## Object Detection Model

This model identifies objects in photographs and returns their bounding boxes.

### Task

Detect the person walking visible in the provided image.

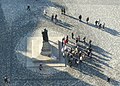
[51,14,54,21]
[55,14,58,23]
[27,5,30,11]
[39,63,43,70]
[61,8,63,14]
[95,20,98,26]
[86,17,89,24]
[72,32,74,39]
[103,22,105,29]
[99,23,102,29]
[78,35,80,42]
[83,36,86,43]
[79,15,82,21]
[63,8,66,15]
[89,40,92,45]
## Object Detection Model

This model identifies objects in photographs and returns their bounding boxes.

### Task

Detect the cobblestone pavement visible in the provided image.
[0,0,120,86]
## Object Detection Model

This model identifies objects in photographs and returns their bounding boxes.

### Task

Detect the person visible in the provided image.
[61,8,63,14]
[107,77,111,82]
[63,8,66,15]
[43,9,47,15]
[79,15,82,21]
[39,63,43,70]
[95,20,98,26]
[72,32,74,39]
[78,35,80,42]
[76,37,78,43]
[66,35,68,40]
[62,37,65,46]
[89,40,92,45]
[27,5,30,10]
[98,19,100,25]
[86,17,89,23]
[51,14,54,21]
[103,22,105,29]
[4,76,10,84]
[83,36,86,43]
[55,14,58,23]
[99,24,102,29]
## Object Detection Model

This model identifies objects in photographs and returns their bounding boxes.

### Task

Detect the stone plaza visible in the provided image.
[0,0,120,86]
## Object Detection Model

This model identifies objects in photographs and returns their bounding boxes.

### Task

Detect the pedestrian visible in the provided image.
[61,8,63,14]
[63,8,66,15]
[86,17,89,23]
[95,20,98,26]
[27,5,30,11]
[98,19,100,25]
[51,14,54,21]
[99,23,102,29]
[43,9,47,15]
[4,76,9,84]
[72,32,74,39]
[107,77,111,83]
[76,37,78,43]
[55,14,58,23]
[79,15,82,21]
[66,35,68,40]
[103,22,105,29]
[89,40,92,45]
[39,63,43,70]
[83,37,86,43]
[78,35,80,42]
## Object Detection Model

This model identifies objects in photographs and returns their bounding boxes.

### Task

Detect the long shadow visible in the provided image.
[77,61,119,86]
[43,15,73,30]
[12,51,92,86]
[80,21,120,36]
[104,27,120,36]
[64,14,79,21]
[63,14,120,36]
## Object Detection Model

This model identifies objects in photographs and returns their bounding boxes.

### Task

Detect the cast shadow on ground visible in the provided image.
[63,13,120,36]
[67,42,111,69]
[56,41,119,85]
[80,21,120,36]
[43,15,73,30]
[13,51,92,86]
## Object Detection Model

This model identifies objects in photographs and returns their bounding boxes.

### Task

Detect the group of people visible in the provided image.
[51,14,58,23]
[95,19,105,29]
[78,14,105,29]
[61,8,66,15]
[61,33,93,67]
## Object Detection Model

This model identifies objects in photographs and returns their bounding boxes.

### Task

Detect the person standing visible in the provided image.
[86,17,89,24]
[99,24,102,29]
[39,63,43,70]
[79,15,82,21]
[78,35,80,42]
[76,37,78,43]
[55,14,58,23]
[63,8,66,15]
[103,22,105,29]
[72,32,74,39]
[89,40,92,45]
[83,37,86,43]
[61,8,63,14]
[51,14,54,21]
[95,20,98,26]
[27,5,30,11]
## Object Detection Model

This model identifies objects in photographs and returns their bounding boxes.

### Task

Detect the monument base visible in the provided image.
[41,42,51,56]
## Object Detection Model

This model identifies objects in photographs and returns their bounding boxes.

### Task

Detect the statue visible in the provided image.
[42,28,48,42]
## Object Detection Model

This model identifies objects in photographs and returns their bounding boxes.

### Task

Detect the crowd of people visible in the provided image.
[61,33,92,67]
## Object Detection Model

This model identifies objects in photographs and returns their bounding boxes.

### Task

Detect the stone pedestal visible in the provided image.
[41,42,51,56]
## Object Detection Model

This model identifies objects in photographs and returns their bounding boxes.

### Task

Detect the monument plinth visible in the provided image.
[41,29,51,56]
